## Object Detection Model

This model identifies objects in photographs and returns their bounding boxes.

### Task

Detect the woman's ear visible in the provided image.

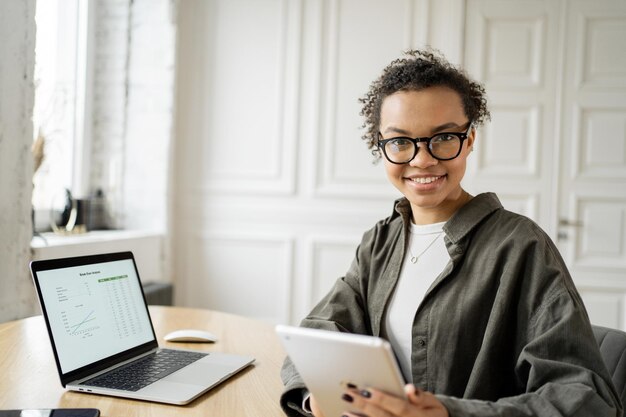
[467,126,476,151]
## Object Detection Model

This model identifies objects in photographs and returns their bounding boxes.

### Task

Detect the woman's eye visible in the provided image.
[432,134,455,143]
[390,138,412,150]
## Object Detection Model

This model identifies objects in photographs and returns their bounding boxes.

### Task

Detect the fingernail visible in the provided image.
[347,382,357,389]
[341,393,354,403]
[360,389,371,398]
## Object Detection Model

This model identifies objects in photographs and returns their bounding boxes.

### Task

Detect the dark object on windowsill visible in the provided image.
[50,189,89,235]
[86,188,111,231]
[43,188,113,235]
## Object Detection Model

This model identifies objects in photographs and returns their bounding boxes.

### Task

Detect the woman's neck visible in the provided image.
[410,190,473,225]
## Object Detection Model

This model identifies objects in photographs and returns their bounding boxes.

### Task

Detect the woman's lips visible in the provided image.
[404,174,446,190]
[406,175,443,184]
[405,175,445,184]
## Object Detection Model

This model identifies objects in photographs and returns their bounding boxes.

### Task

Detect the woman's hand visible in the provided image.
[340,384,449,417]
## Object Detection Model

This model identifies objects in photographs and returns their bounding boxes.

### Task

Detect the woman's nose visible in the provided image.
[409,143,438,168]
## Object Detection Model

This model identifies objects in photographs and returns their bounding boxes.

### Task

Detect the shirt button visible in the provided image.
[417,339,426,347]
[455,247,463,254]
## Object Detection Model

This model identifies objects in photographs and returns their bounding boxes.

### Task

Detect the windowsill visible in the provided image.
[31,229,162,248]
[30,230,167,283]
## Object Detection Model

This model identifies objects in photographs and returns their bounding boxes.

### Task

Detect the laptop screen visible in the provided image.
[35,257,155,373]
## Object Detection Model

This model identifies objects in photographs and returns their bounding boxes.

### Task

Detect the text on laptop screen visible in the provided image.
[36,259,154,373]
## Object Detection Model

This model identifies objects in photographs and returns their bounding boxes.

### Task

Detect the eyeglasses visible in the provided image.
[377,122,473,164]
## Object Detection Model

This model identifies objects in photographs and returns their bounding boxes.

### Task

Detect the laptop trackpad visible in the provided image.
[166,363,237,386]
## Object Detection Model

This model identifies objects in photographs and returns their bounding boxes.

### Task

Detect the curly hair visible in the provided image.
[359,48,490,161]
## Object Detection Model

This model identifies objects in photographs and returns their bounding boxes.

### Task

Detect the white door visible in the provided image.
[557,0,626,329]
[463,0,626,330]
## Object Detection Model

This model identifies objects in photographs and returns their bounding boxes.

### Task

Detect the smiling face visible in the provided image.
[379,86,475,224]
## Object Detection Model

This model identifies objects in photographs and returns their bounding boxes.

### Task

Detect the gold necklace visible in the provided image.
[408,232,443,264]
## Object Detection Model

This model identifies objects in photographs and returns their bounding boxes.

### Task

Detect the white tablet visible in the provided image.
[276,325,406,417]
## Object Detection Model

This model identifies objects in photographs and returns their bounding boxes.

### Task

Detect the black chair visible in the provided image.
[592,325,626,407]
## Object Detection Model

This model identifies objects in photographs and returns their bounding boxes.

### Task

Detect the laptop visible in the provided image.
[30,251,255,405]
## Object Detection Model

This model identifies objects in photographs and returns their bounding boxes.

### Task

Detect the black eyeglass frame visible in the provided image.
[377,121,473,164]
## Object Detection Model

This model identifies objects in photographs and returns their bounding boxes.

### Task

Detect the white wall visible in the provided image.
[172,0,467,324]
[0,0,38,322]
[172,0,626,329]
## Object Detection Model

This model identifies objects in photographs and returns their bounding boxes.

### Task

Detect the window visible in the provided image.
[32,0,174,235]
[32,0,94,230]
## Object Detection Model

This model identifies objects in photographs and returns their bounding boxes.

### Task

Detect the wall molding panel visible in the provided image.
[574,197,626,269]
[572,105,626,180]
[495,193,538,220]
[197,0,302,196]
[484,16,545,88]
[575,12,626,89]
[477,106,540,177]
[305,236,360,310]
[184,233,295,324]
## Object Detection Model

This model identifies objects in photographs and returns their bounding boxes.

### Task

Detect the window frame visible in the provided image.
[33,0,96,209]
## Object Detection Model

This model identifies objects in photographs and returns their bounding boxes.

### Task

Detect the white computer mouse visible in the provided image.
[163,329,218,343]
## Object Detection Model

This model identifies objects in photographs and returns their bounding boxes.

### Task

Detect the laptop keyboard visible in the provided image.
[81,349,208,392]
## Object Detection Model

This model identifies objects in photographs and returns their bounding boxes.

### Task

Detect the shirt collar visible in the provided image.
[444,193,503,243]
[392,193,503,244]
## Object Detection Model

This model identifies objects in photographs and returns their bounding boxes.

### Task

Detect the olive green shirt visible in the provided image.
[280,193,623,417]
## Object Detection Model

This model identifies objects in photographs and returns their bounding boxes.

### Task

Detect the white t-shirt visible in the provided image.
[384,221,450,382]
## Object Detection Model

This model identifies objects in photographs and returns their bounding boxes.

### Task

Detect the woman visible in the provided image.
[280,49,622,417]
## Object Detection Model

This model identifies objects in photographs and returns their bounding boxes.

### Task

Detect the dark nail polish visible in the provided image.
[342,393,354,403]
[360,389,371,398]
[347,382,357,389]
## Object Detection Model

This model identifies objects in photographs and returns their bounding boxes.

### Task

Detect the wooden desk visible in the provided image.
[0,306,287,416]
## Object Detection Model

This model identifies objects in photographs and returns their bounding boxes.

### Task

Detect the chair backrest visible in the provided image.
[592,324,626,407]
